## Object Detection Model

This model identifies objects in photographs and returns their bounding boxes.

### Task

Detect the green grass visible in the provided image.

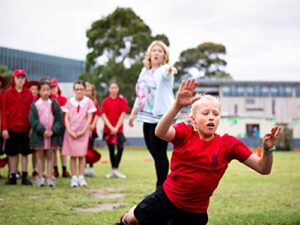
[0,149,299,225]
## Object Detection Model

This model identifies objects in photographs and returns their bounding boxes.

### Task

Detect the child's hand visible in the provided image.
[263,125,281,150]
[69,131,78,139]
[166,66,177,75]
[110,127,118,135]
[175,79,201,109]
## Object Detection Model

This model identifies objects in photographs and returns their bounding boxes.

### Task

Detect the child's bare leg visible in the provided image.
[46,151,53,179]
[36,150,44,178]
[123,205,139,225]
[70,157,77,175]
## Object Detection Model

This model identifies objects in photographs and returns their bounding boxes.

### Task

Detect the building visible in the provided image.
[0,46,85,97]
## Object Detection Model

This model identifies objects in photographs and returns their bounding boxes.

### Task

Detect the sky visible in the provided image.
[1,0,300,81]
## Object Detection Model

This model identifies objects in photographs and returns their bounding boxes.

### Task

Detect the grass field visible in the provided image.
[0,149,299,225]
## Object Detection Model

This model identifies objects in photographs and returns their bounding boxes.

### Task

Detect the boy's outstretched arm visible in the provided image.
[243,125,281,175]
[155,79,200,142]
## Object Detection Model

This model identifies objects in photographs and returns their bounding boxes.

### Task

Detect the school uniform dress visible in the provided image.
[29,99,63,150]
[62,96,96,157]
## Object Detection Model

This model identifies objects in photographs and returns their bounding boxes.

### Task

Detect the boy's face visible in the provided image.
[191,98,220,139]
[14,76,26,89]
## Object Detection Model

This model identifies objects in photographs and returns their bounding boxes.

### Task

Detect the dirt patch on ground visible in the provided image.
[75,202,126,212]
[88,189,124,199]
[75,187,126,212]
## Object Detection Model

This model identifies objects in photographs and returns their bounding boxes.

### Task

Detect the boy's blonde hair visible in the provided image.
[143,40,170,69]
[191,94,221,116]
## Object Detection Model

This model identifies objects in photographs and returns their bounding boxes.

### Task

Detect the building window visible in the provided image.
[296,86,300,97]
[246,86,255,97]
[271,87,279,97]
[261,86,269,97]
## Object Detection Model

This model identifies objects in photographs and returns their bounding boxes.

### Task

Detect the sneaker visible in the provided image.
[84,168,89,177]
[32,170,38,177]
[114,170,126,179]
[5,175,17,185]
[70,176,78,188]
[47,178,55,187]
[36,177,45,187]
[89,169,95,177]
[22,177,33,185]
[62,170,71,178]
[106,171,117,179]
[78,176,88,187]
[16,171,21,179]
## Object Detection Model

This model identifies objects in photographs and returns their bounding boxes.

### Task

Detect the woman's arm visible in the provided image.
[128,107,138,127]
[243,125,281,175]
[101,113,116,134]
[114,112,126,131]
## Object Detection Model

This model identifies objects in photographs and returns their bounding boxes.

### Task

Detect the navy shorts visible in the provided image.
[5,131,31,156]
[134,186,208,225]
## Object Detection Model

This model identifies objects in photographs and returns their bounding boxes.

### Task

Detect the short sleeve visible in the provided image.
[224,134,253,163]
[170,122,191,147]
[120,96,129,113]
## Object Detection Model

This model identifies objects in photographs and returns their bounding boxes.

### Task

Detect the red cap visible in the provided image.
[12,69,26,78]
[51,79,59,87]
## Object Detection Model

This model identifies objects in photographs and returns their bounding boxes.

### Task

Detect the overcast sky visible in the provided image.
[1,0,300,81]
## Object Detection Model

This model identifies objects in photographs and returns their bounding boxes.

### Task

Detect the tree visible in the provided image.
[174,42,231,82]
[0,65,12,91]
[80,7,169,107]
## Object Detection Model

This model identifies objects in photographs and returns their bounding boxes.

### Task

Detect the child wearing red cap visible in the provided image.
[1,69,33,185]
[50,79,70,178]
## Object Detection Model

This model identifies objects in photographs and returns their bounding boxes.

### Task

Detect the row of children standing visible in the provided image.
[0,69,129,187]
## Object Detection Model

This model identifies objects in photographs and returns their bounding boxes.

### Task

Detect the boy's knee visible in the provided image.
[123,213,139,225]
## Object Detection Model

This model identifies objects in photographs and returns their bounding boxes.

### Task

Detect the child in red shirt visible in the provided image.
[2,69,33,185]
[118,79,281,225]
[100,80,128,179]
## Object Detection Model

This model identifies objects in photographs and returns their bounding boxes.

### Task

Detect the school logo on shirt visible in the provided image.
[212,154,219,166]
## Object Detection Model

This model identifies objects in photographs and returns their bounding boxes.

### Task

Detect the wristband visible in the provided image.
[264,145,276,155]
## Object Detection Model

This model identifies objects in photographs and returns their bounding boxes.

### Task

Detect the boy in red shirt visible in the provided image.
[2,69,33,185]
[117,79,281,225]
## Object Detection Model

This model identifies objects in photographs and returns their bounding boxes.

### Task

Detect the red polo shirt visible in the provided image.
[163,122,253,213]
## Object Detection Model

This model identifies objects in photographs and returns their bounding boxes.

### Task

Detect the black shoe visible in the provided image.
[21,177,33,185]
[5,177,17,185]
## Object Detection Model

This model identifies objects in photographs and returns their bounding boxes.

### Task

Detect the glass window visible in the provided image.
[236,86,245,96]
[246,86,255,97]
[222,86,230,96]
[261,86,269,97]
[296,86,300,97]
[271,86,279,97]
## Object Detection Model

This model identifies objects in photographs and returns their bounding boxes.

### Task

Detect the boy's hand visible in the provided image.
[263,125,281,150]
[175,79,201,109]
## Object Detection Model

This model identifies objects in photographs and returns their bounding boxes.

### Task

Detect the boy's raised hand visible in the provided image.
[263,125,281,150]
[175,79,201,109]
